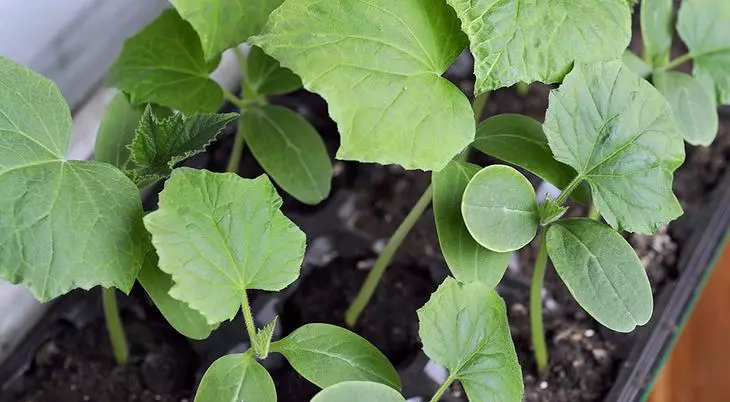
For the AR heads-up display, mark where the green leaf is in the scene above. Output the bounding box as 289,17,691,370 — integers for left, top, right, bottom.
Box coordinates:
108,9,223,114
677,0,730,105
461,165,538,252
143,168,305,324
432,160,509,286
472,114,590,204
128,107,237,184
254,317,278,359
654,71,718,146
543,61,684,234
271,323,401,391
170,0,283,61
537,197,568,226
641,0,674,67
445,0,631,93
311,381,405,402
94,93,142,171
251,0,473,171
242,105,331,205
418,278,523,401
246,46,302,97
546,219,653,332
195,353,276,402
0,56,147,301
622,50,652,78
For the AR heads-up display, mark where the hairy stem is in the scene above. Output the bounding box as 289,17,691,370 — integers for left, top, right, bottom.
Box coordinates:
429,374,456,402
530,234,549,375
102,288,129,365
227,117,246,173
345,185,433,327
241,291,260,356
554,176,582,206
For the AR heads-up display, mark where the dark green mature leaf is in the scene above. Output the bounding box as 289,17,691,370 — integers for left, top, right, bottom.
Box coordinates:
418,278,523,401
472,114,589,203
195,353,276,402
144,168,305,324
622,50,652,78
94,93,142,171
677,0,730,105
242,105,331,205
128,107,237,184
311,381,405,402
641,0,674,66
654,71,718,146
108,10,223,114
246,46,302,97
445,0,631,93
432,160,509,286
251,0,474,170
546,219,653,332
462,165,538,252
271,324,400,391
543,61,684,234
0,56,147,301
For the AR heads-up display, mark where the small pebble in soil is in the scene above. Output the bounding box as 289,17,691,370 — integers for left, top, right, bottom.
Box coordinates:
584,329,595,338
540,381,549,390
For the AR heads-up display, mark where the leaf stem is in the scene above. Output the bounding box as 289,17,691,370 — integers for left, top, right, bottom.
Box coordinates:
472,92,490,122
222,88,248,109
227,117,246,173
587,203,599,220
656,52,693,72
102,288,129,365
429,373,456,402
226,48,253,174
241,290,260,356
345,184,433,327
530,233,549,376
554,176,582,206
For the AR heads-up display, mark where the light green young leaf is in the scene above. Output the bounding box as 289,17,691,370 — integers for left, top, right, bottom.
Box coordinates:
677,0,730,105
445,0,631,93
311,381,405,402
418,278,523,401
242,105,331,205
128,107,237,184
654,71,718,146
170,0,283,61
255,316,278,359
537,197,568,226
622,50,652,78
432,160,509,286
641,0,674,67
94,93,142,171
543,61,684,234
546,219,653,332
0,56,147,301
195,353,276,402
143,168,305,324
246,46,302,97
108,10,223,114
472,114,589,204
271,323,401,391
251,0,473,170
462,165,538,252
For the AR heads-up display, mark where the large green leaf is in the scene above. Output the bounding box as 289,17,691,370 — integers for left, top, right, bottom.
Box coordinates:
251,0,473,170
641,0,674,67
242,105,331,205
94,93,142,171
128,107,237,184
472,114,589,203
170,0,283,61
246,46,302,97
543,61,684,234
0,56,147,301
677,0,730,105
418,278,523,401
311,381,405,402
271,323,400,391
444,0,631,93
195,353,276,402
462,165,538,253
546,219,653,332
432,160,509,286
654,71,718,146
143,168,305,324
108,10,223,114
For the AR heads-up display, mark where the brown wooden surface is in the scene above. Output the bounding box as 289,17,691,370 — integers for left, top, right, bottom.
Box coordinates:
649,243,730,402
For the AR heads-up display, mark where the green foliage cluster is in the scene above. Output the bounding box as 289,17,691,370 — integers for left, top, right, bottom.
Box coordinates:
1,0,729,400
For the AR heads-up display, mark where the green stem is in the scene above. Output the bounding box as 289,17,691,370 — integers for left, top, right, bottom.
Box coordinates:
345,185,433,327
530,234,549,376
241,291,260,356
657,52,693,72
587,204,599,220
554,176,582,206
222,88,248,109
471,92,490,122
102,288,129,365
227,117,246,173
429,374,456,402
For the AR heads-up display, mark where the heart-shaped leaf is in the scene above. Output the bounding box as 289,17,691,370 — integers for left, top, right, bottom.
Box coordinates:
311,381,405,402
246,46,302,97
143,168,306,324
251,0,473,170
546,218,653,332
654,71,718,146
543,61,684,234
195,353,276,402
641,0,674,67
